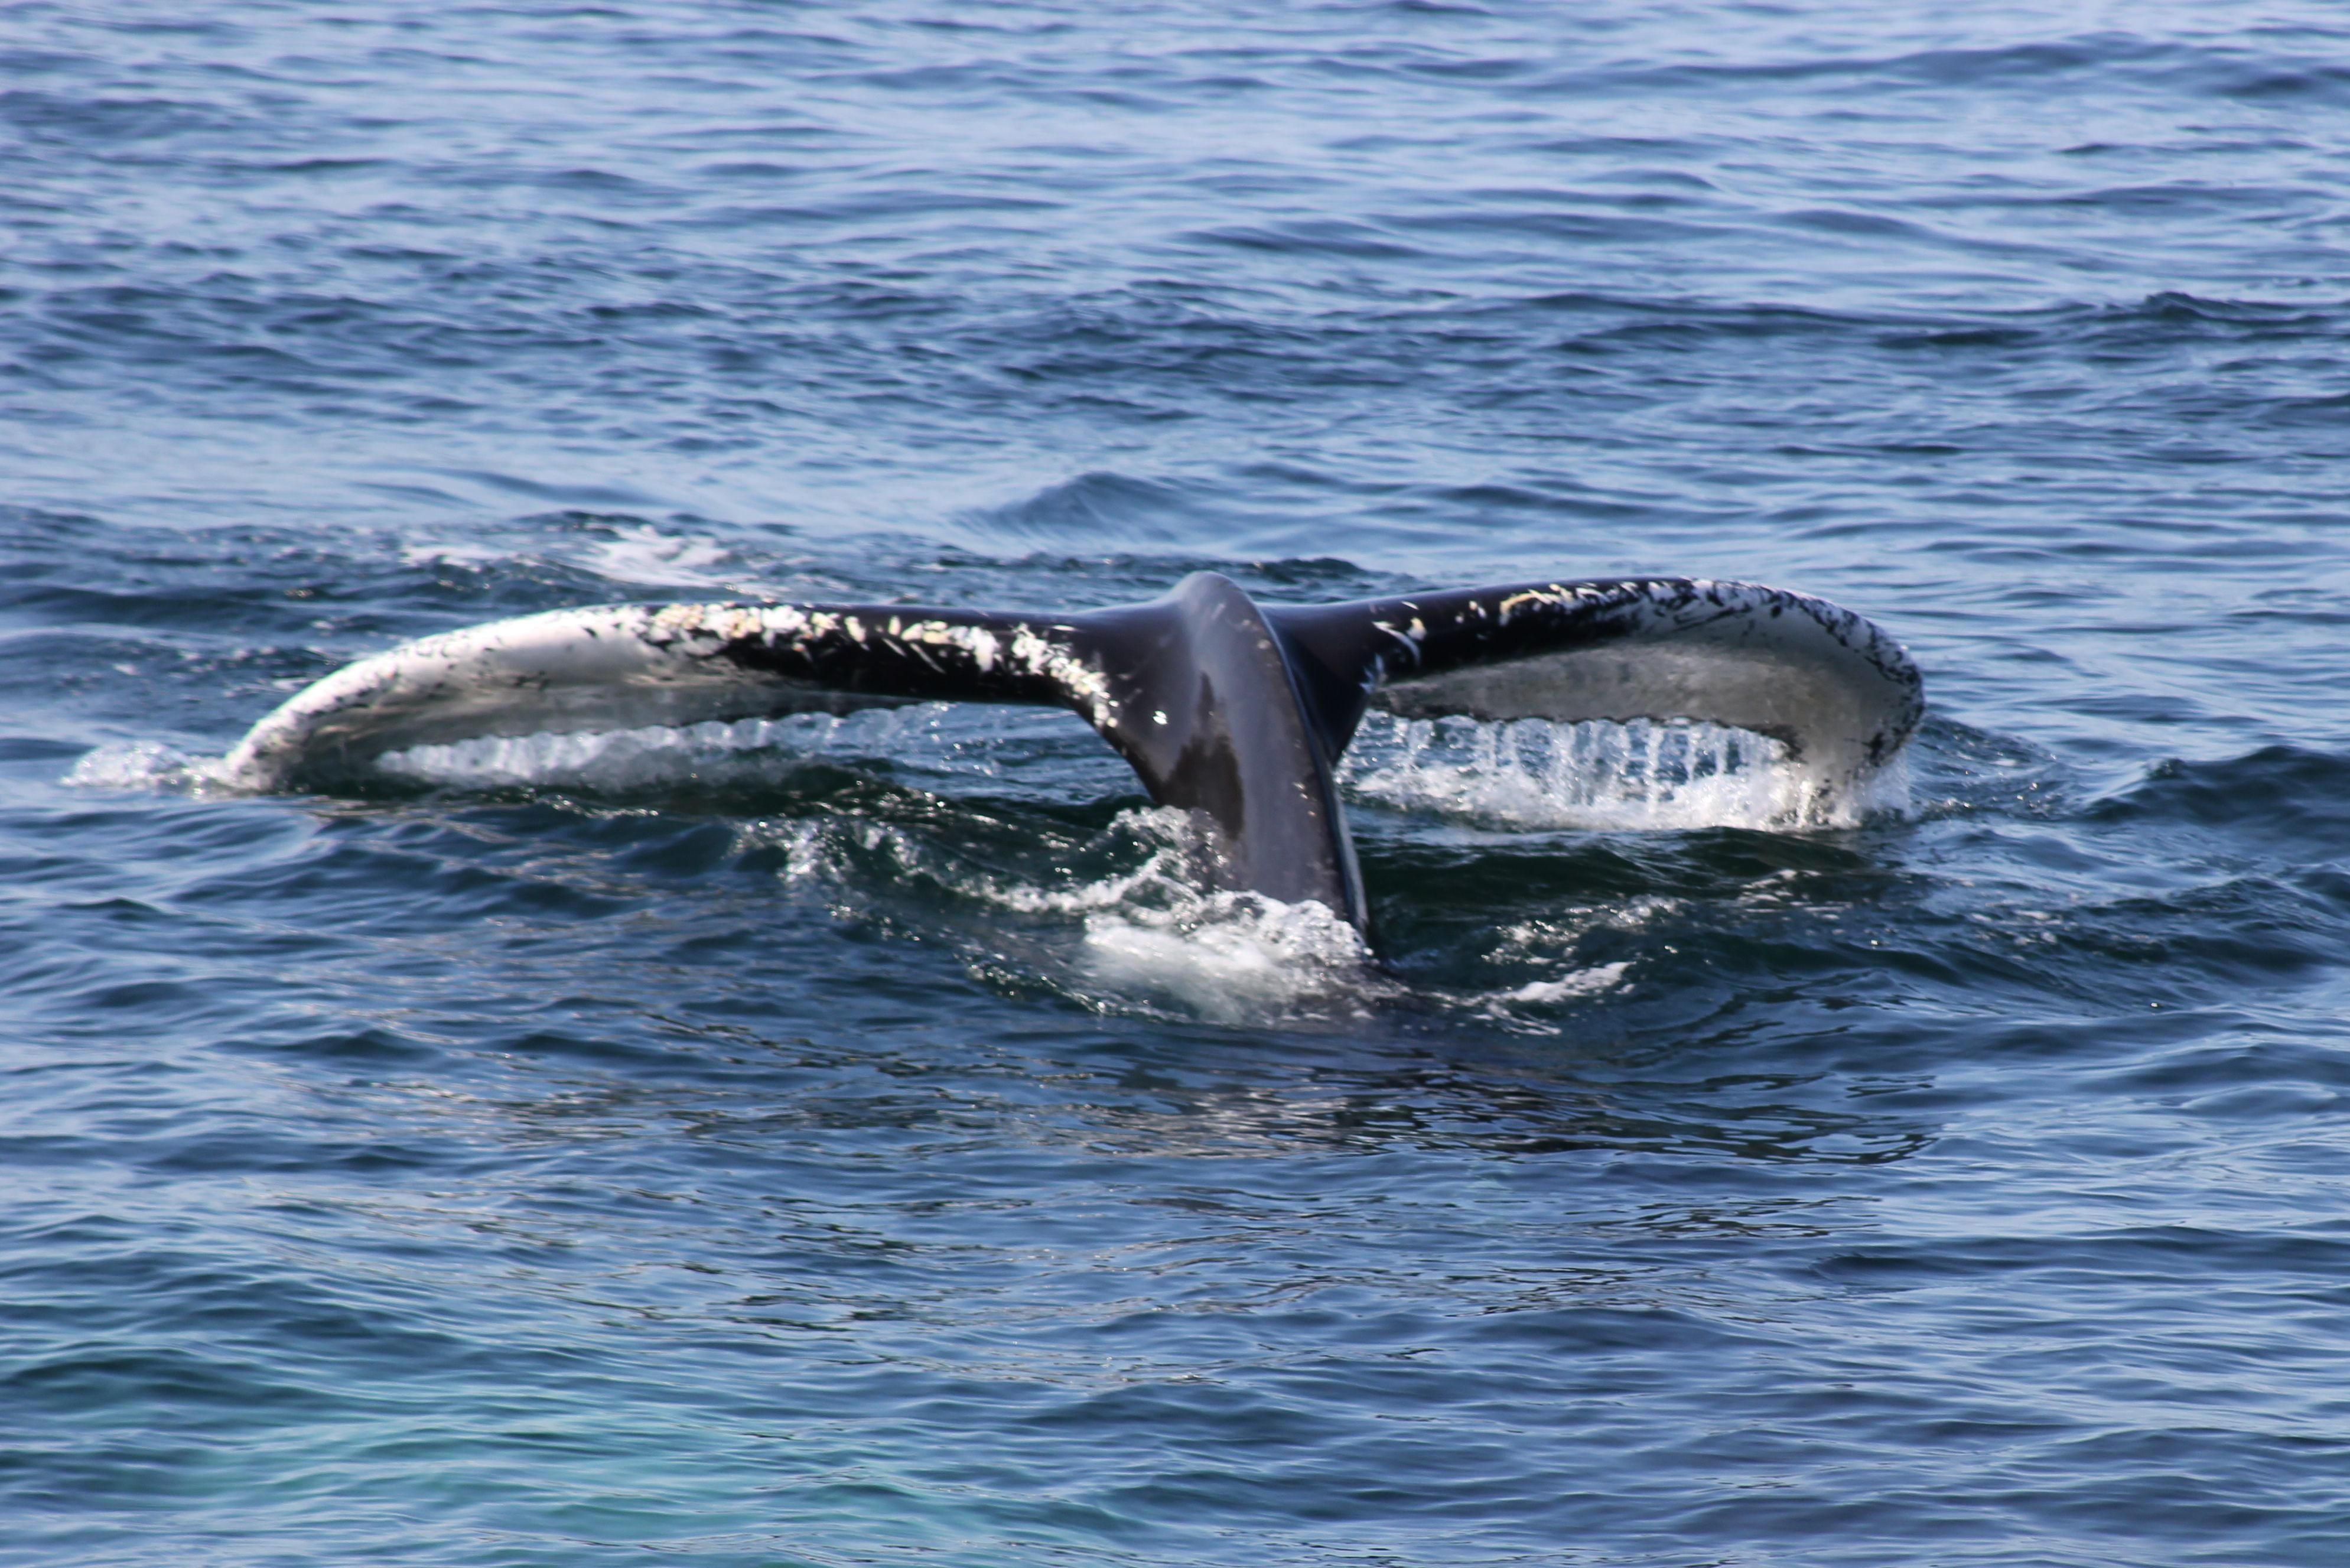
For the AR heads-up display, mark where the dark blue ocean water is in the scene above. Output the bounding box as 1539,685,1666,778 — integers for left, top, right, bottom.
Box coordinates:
9,3,2350,1563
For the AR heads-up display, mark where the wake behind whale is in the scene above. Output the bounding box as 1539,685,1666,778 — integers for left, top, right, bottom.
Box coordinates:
220,572,1923,945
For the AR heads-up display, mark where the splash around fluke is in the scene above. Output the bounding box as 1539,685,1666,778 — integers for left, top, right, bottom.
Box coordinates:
226,572,1923,938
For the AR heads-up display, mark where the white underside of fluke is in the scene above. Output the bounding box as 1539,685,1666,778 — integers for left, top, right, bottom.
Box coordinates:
220,601,1105,792
1369,578,1919,795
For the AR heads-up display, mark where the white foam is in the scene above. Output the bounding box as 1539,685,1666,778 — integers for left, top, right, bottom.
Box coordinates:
372,707,997,792
1464,913,1653,1024
975,807,1377,1022
1496,961,1631,1006
574,523,735,588
761,803,1378,1023
1340,712,1908,832
64,743,233,795
1078,890,1376,1023
401,523,756,591
376,716,800,791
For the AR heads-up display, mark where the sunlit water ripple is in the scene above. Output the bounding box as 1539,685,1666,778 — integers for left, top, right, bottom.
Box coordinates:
7,3,2350,1564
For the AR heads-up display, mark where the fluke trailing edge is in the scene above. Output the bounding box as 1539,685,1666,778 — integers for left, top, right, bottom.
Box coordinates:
224,574,1923,932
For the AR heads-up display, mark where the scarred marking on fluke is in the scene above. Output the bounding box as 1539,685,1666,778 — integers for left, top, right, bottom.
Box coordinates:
1009,627,1115,726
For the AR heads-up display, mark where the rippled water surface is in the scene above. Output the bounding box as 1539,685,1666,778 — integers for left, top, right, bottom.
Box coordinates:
9,3,2350,1563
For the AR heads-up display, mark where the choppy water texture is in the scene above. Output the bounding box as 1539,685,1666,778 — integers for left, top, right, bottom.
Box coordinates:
9,2,2350,1563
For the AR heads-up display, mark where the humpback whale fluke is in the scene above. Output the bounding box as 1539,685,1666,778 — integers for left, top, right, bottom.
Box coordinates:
223,574,1922,933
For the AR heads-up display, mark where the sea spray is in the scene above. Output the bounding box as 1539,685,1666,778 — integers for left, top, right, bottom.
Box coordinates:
70,710,1893,1023
1340,712,1910,832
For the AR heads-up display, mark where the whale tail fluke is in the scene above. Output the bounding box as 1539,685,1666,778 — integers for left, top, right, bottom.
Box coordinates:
222,572,1922,933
